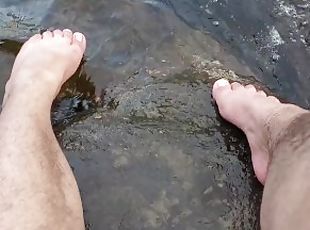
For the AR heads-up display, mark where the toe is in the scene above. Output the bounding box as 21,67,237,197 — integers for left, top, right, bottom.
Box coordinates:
72,32,87,52
231,82,243,90
53,29,63,37
258,90,267,97
268,96,280,103
212,79,231,101
28,34,42,42
42,30,53,38
63,29,73,43
245,84,257,92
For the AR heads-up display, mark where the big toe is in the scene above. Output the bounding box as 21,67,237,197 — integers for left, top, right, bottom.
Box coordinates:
28,33,42,42
72,32,87,53
212,79,231,103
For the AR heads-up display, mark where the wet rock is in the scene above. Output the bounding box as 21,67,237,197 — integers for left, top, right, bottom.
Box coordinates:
61,64,263,230
165,0,310,107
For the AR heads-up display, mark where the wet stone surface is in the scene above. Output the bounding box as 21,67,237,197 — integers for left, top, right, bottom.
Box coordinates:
61,68,262,229
166,0,310,107
1,0,310,229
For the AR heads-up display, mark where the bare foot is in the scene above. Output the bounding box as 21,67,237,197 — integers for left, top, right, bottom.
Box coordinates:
0,29,86,230
212,79,308,184
3,29,86,107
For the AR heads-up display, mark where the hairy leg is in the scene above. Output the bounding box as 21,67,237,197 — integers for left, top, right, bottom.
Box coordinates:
261,113,310,229
212,79,310,229
0,29,86,230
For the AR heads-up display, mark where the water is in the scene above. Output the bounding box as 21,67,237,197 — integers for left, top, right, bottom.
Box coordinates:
1,0,310,229
62,70,263,229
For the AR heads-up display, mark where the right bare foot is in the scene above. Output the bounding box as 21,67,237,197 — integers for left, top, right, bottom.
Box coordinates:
3,29,86,107
212,79,308,184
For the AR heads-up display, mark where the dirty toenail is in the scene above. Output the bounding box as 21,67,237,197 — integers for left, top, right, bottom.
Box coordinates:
215,79,230,87
74,33,84,42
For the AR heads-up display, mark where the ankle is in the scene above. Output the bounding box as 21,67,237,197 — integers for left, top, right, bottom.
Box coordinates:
2,80,56,112
4,71,61,104
267,105,309,155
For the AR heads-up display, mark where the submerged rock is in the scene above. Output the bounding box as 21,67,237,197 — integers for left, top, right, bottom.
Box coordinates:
61,63,263,230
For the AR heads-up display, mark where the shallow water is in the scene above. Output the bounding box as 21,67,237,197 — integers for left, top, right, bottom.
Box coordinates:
62,69,263,229
0,0,310,229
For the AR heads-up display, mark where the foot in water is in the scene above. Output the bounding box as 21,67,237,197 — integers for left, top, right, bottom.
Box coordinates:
0,29,86,229
212,79,308,184
3,29,86,108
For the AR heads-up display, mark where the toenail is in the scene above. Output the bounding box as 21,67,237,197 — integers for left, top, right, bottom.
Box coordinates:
74,33,84,42
216,79,230,87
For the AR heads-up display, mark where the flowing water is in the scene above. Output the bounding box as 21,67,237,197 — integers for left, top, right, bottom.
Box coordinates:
1,0,310,229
